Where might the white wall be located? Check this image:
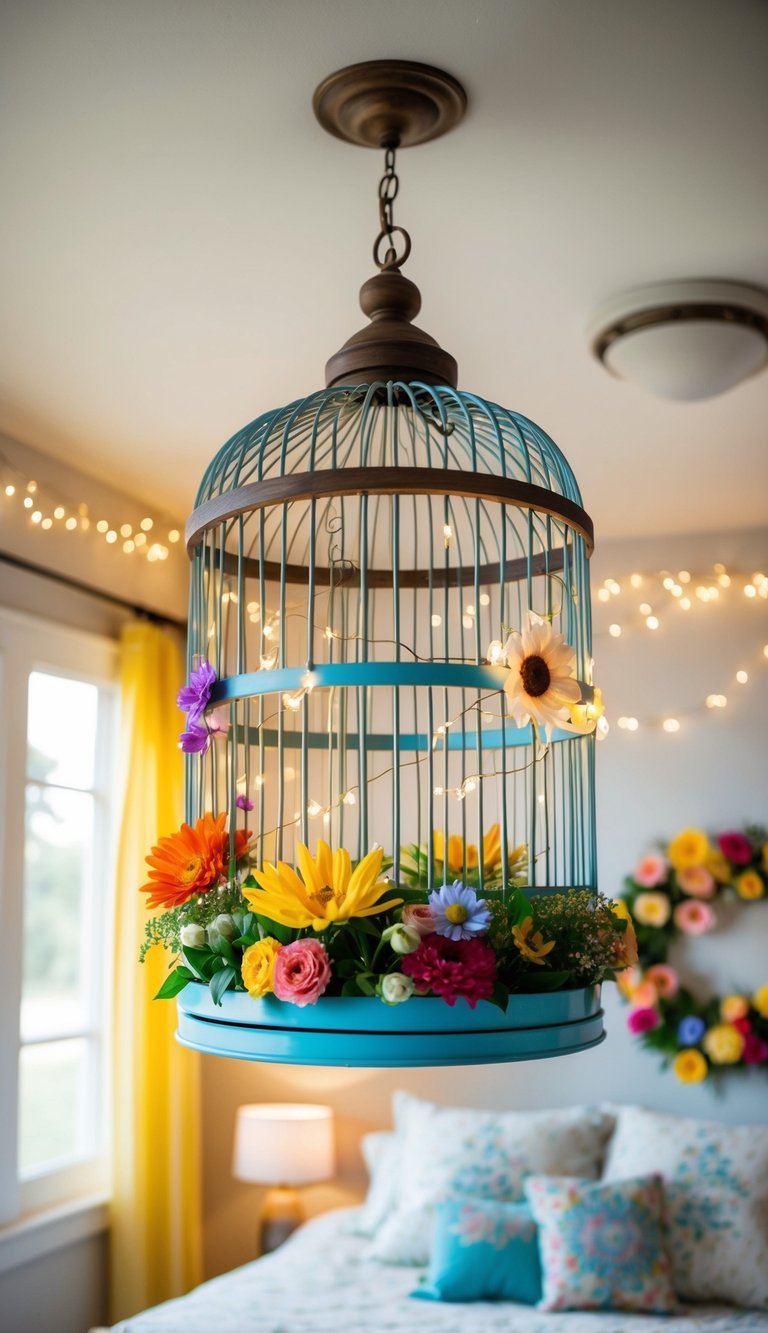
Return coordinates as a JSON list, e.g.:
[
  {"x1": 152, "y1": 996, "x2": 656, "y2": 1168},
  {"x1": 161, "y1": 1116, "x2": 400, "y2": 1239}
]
[{"x1": 200, "y1": 522, "x2": 768, "y2": 1278}]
